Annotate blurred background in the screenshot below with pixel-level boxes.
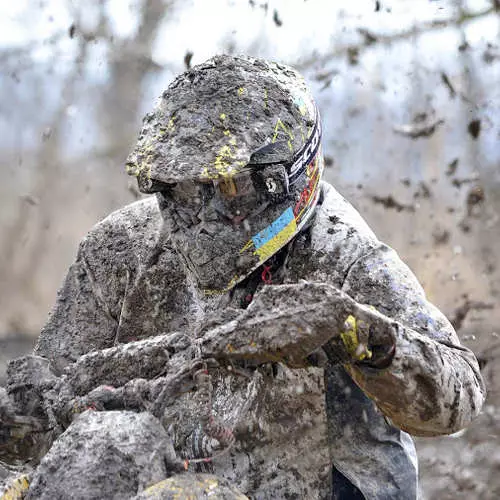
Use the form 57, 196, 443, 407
0, 0, 499, 497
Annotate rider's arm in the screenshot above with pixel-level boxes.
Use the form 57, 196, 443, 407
339, 243, 486, 437
34, 218, 128, 373
35, 199, 167, 374
34, 248, 120, 373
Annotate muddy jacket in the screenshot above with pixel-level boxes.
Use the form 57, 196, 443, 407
34, 181, 485, 499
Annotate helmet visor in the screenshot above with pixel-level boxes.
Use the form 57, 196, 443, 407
160, 164, 291, 224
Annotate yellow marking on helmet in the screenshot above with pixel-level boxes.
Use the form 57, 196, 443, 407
127, 117, 174, 182
299, 123, 306, 142
307, 123, 315, 138
138, 144, 155, 182
214, 145, 234, 171
238, 87, 246, 96
200, 167, 213, 179
200, 127, 242, 179
125, 161, 140, 176
200, 148, 235, 179
272, 119, 294, 152
126, 141, 155, 183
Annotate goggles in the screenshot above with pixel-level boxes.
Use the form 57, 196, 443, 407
160, 106, 321, 221
159, 163, 291, 221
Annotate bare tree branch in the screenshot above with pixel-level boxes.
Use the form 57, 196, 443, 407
296, 5, 496, 71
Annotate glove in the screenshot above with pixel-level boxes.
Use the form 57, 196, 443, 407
325, 306, 397, 369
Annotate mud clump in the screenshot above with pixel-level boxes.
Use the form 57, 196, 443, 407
413, 181, 432, 199
466, 185, 485, 216
467, 119, 481, 139
432, 226, 450, 245
446, 158, 459, 176
371, 194, 415, 212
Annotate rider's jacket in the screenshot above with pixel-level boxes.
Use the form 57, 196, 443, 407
35, 181, 485, 499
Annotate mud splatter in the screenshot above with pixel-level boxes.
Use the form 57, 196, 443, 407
450, 296, 493, 331
466, 185, 485, 216
446, 158, 459, 176
467, 120, 481, 139
371, 195, 415, 212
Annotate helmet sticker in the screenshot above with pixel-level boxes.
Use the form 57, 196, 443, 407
272, 119, 295, 153
287, 108, 321, 185
242, 207, 297, 262
232, 106, 323, 285
144, 56, 326, 294
294, 153, 322, 222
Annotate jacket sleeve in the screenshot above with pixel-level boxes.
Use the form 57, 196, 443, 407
34, 234, 123, 374
340, 243, 486, 437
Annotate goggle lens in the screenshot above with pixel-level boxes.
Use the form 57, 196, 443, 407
163, 166, 290, 210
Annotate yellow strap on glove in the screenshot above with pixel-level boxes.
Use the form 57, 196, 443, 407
1, 474, 30, 500
340, 315, 373, 362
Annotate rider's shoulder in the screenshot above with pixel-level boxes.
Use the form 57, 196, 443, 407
79, 196, 162, 259
98, 196, 161, 233
313, 181, 378, 249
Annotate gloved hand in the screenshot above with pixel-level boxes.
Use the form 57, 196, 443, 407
324, 305, 397, 368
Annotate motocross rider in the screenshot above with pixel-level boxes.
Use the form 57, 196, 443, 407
3, 55, 485, 499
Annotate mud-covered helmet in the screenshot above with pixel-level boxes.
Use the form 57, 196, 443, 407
126, 54, 324, 294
